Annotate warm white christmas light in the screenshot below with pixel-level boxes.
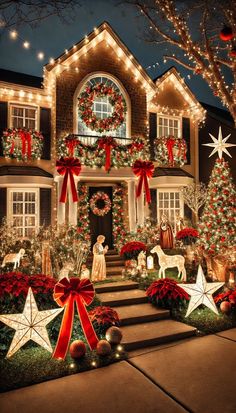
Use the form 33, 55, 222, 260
23, 41, 30, 49
9, 30, 18, 39
37, 52, 44, 60
203, 126, 236, 159
0, 288, 63, 358
180, 265, 224, 317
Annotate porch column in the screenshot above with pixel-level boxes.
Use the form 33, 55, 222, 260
136, 187, 145, 226
127, 179, 136, 232
56, 177, 65, 225
68, 178, 79, 225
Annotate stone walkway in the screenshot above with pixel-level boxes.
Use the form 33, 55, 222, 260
1, 329, 236, 413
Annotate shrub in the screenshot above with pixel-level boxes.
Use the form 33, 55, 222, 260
120, 241, 146, 260
89, 306, 120, 335
146, 278, 189, 308
176, 228, 199, 245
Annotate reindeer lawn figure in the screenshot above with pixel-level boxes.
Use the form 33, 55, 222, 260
151, 245, 187, 281
1, 249, 25, 269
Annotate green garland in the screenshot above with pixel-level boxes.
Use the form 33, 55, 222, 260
112, 184, 128, 250
2, 128, 44, 160
154, 136, 187, 167
77, 184, 91, 245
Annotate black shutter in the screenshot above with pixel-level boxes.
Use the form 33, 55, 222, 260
0, 102, 8, 156
40, 108, 51, 160
149, 188, 157, 224
40, 188, 51, 227
149, 112, 157, 161
182, 117, 191, 164
0, 188, 7, 224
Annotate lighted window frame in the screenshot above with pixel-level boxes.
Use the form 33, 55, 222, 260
8, 189, 39, 238
10, 104, 37, 130
157, 190, 183, 226
157, 115, 181, 138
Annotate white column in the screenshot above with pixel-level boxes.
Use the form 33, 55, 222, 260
68, 178, 79, 226
127, 179, 137, 232
57, 177, 65, 225
136, 187, 145, 226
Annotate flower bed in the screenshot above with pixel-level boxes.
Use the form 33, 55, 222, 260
146, 278, 189, 308
176, 228, 199, 245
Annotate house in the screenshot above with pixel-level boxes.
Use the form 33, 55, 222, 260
0, 21, 211, 248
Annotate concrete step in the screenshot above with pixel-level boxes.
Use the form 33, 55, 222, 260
106, 266, 125, 275
95, 281, 139, 293
113, 303, 170, 326
120, 319, 197, 351
98, 289, 148, 307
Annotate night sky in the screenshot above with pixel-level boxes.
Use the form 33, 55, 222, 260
0, 0, 229, 109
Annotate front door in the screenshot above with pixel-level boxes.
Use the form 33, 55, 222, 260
89, 186, 113, 249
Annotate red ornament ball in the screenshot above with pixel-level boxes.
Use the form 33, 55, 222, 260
69, 340, 86, 359
219, 26, 233, 41
220, 301, 232, 314
96, 340, 112, 356
105, 326, 123, 344
229, 48, 236, 57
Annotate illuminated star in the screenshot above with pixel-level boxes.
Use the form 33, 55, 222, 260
0, 287, 63, 358
180, 265, 224, 317
203, 126, 236, 159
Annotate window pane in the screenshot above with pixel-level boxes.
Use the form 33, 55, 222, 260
164, 193, 169, 200
13, 192, 23, 201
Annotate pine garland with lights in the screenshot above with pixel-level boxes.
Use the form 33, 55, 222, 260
154, 136, 187, 166
77, 184, 91, 244
2, 128, 44, 160
112, 183, 128, 250
198, 157, 236, 256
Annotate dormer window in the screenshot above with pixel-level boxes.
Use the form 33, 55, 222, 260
157, 115, 180, 138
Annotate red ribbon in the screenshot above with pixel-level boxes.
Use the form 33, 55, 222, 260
166, 136, 175, 164
132, 160, 154, 203
53, 277, 99, 360
66, 138, 80, 157
20, 131, 32, 158
56, 157, 81, 203
98, 137, 116, 171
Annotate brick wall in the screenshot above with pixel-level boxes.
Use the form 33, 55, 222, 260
56, 40, 147, 139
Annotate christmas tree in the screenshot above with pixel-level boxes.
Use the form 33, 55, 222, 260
198, 157, 236, 256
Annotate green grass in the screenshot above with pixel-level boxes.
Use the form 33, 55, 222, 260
0, 345, 127, 392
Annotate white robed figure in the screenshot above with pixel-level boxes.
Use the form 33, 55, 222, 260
91, 235, 108, 282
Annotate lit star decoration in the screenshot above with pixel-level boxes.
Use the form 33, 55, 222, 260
0, 287, 63, 358
180, 265, 224, 317
203, 126, 236, 159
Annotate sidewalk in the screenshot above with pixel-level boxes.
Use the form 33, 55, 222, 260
1, 329, 236, 413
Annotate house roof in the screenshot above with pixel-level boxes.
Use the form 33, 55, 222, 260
153, 167, 193, 178
0, 166, 53, 177
200, 101, 234, 126
0, 68, 43, 89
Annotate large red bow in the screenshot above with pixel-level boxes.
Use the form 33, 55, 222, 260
56, 157, 81, 203
132, 160, 154, 203
10, 130, 32, 158
166, 136, 175, 165
65, 137, 81, 157
98, 136, 117, 171
53, 277, 99, 360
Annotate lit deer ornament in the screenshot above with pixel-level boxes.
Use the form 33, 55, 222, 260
151, 245, 187, 281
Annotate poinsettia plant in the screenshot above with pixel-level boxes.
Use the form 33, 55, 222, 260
89, 306, 120, 335
120, 241, 147, 260
146, 278, 189, 308
176, 228, 199, 245
214, 288, 236, 307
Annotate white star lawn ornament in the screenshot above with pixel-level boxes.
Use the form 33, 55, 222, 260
0, 287, 63, 358
180, 265, 224, 317
203, 126, 236, 159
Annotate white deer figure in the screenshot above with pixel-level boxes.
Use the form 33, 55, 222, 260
151, 245, 187, 281
1, 248, 25, 269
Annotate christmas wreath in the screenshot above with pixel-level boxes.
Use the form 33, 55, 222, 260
78, 83, 126, 133
90, 191, 112, 217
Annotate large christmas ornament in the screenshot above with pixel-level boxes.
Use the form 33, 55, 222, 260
56, 157, 81, 203
203, 126, 236, 159
180, 265, 224, 317
219, 26, 233, 41
69, 340, 86, 359
105, 326, 123, 344
96, 339, 112, 356
220, 301, 231, 314
53, 277, 99, 360
0, 288, 63, 358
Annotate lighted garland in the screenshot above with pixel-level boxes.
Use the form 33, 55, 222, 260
57, 135, 149, 169
112, 184, 128, 250
78, 83, 126, 133
154, 136, 187, 167
77, 184, 91, 243
2, 128, 44, 160
90, 192, 112, 217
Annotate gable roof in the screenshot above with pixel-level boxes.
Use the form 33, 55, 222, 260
0, 68, 42, 89
200, 101, 234, 127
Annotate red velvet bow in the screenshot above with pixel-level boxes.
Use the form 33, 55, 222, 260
128, 141, 144, 154
166, 136, 175, 164
53, 277, 99, 360
132, 160, 154, 203
56, 157, 81, 203
66, 138, 80, 157
98, 136, 116, 171
10, 130, 32, 158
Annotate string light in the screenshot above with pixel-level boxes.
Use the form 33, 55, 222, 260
23, 41, 30, 49
9, 30, 17, 39
37, 52, 44, 60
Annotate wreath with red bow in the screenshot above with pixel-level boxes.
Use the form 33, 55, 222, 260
78, 83, 126, 133
90, 191, 112, 216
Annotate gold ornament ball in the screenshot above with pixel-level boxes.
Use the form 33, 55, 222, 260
220, 301, 231, 314
69, 340, 86, 359
96, 340, 112, 356
105, 326, 123, 344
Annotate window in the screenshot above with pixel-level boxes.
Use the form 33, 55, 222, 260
157, 190, 183, 226
8, 189, 39, 238
10, 105, 37, 129
78, 76, 127, 143
157, 116, 180, 138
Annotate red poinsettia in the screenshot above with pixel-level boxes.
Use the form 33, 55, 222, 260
176, 228, 199, 245
89, 306, 120, 327
146, 278, 189, 308
0, 272, 56, 299
214, 288, 236, 307
120, 241, 147, 259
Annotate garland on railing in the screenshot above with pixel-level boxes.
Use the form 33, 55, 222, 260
154, 136, 187, 167
57, 135, 149, 169
2, 128, 44, 160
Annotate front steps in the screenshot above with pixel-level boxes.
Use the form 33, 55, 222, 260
87, 249, 125, 278
95, 281, 196, 352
